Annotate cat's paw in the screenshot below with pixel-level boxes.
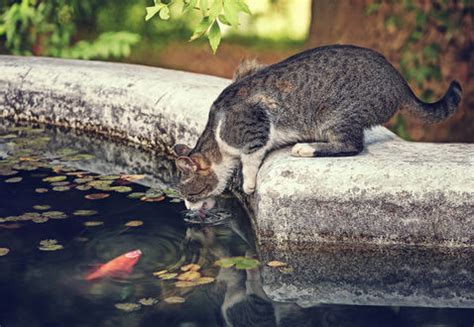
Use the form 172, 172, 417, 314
243, 181, 256, 194
291, 143, 316, 157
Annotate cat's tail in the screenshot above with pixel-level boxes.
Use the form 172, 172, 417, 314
405, 80, 462, 123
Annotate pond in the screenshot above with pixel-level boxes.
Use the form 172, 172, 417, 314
0, 123, 473, 327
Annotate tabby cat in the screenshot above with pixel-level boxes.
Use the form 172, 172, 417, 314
173, 45, 462, 210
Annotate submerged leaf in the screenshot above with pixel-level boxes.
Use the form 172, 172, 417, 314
73, 210, 98, 216
114, 302, 141, 312
0, 247, 10, 256
163, 296, 185, 304
125, 220, 143, 227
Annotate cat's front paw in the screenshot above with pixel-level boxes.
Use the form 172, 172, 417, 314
243, 181, 256, 194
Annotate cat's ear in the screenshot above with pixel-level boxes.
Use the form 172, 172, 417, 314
172, 144, 191, 157
176, 156, 197, 174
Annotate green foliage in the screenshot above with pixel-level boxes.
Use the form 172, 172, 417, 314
145, 0, 251, 53
0, 0, 140, 59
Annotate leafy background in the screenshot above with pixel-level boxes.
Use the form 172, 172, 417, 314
1, 0, 472, 142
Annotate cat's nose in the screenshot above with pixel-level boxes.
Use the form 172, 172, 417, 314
184, 197, 216, 210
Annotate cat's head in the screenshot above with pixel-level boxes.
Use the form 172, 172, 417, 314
173, 144, 218, 210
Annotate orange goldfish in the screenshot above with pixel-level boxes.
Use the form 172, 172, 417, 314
85, 249, 142, 281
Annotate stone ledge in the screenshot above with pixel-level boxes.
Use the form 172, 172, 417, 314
1, 56, 473, 308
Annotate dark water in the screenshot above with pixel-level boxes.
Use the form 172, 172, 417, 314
0, 124, 473, 327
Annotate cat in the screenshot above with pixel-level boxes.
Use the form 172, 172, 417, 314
173, 45, 462, 210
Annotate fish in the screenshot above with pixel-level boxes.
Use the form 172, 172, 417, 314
84, 249, 142, 281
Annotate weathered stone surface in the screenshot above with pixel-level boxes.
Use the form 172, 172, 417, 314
1, 56, 473, 308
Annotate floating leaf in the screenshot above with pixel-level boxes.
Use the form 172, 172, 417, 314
38, 239, 64, 251
111, 186, 132, 193
177, 271, 201, 281
43, 211, 67, 219
215, 257, 260, 270
159, 273, 178, 280
127, 192, 146, 199
163, 188, 180, 198
267, 261, 287, 268
170, 198, 182, 203
50, 181, 70, 186
88, 180, 114, 191
42, 176, 67, 182
73, 210, 98, 216
195, 277, 215, 285
85, 193, 110, 200
83, 221, 104, 227
145, 189, 164, 198
75, 177, 94, 184
76, 185, 91, 191
163, 296, 185, 304
5, 177, 22, 183
114, 302, 141, 312
125, 220, 143, 227
33, 205, 51, 211
99, 175, 120, 180
0, 247, 10, 256
0, 170, 18, 176
35, 188, 48, 193
138, 298, 158, 306
175, 281, 196, 288
52, 186, 71, 192
32, 217, 49, 223
0, 134, 17, 139
153, 270, 168, 276
180, 263, 201, 272
141, 196, 165, 202
120, 175, 145, 182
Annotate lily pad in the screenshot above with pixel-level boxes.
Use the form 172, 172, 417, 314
88, 180, 114, 191
114, 302, 141, 312
163, 296, 185, 304
32, 217, 49, 223
83, 221, 104, 227
50, 181, 70, 186
43, 211, 67, 219
85, 193, 110, 200
177, 271, 201, 281
33, 205, 51, 211
38, 239, 64, 251
35, 188, 49, 193
127, 192, 146, 199
111, 186, 132, 193
52, 186, 71, 192
138, 298, 158, 306
125, 220, 143, 227
73, 210, 98, 216
42, 176, 67, 183
163, 188, 180, 198
141, 196, 165, 202
215, 257, 260, 270
180, 263, 200, 272
144, 189, 164, 198
75, 185, 91, 191
0, 247, 10, 256
158, 273, 178, 280
153, 270, 168, 276
75, 177, 94, 184
5, 177, 22, 183
195, 277, 215, 285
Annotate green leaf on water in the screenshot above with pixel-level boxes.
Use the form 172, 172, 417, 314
42, 211, 67, 219
43, 176, 67, 182
33, 205, 51, 211
215, 256, 260, 270
52, 186, 71, 192
73, 210, 98, 216
5, 177, 22, 183
0, 247, 10, 256
127, 192, 146, 199
38, 239, 64, 251
110, 186, 132, 193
